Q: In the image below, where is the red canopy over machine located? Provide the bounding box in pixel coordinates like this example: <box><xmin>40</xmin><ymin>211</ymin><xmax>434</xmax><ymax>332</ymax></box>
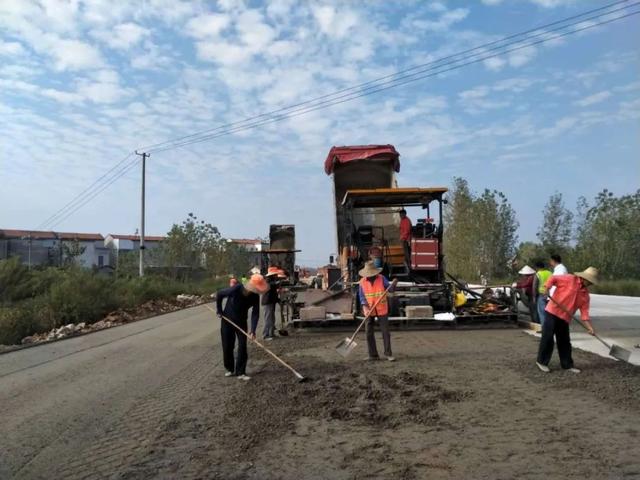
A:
<box><xmin>324</xmin><ymin>145</ymin><xmax>400</xmax><ymax>175</ymax></box>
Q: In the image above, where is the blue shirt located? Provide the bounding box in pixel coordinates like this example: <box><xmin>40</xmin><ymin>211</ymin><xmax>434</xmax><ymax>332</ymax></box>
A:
<box><xmin>359</xmin><ymin>275</ymin><xmax>391</xmax><ymax>306</ymax></box>
<box><xmin>216</xmin><ymin>284</ymin><xmax>260</xmax><ymax>334</ymax></box>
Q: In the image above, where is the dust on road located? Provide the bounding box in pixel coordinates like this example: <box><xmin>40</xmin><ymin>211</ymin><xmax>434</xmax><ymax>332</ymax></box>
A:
<box><xmin>120</xmin><ymin>327</ymin><xmax>640</xmax><ymax>480</ymax></box>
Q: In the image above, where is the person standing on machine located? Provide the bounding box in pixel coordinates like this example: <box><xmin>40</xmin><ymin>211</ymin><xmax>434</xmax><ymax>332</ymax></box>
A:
<box><xmin>399</xmin><ymin>208</ymin><xmax>412</xmax><ymax>268</ymax></box>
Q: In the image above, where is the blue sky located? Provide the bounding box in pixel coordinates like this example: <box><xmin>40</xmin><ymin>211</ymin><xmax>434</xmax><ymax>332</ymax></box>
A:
<box><xmin>1</xmin><ymin>0</ymin><xmax>638</xmax><ymax>266</ymax></box>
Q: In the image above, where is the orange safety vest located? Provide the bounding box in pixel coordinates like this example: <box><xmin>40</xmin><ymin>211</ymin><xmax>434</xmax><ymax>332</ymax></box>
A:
<box><xmin>359</xmin><ymin>275</ymin><xmax>389</xmax><ymax>316</ymax></box>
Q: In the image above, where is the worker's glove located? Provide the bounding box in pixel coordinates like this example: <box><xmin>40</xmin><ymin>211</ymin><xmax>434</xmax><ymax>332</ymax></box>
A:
<box><xmin>249</xmin><ymin>331</ymin><xmax>256</xmax><ymax>340</ymax></box>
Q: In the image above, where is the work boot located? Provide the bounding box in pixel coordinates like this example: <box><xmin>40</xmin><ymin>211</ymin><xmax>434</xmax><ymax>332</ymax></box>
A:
<box><xmin>536</xmin><ymin>362</ymin><xmax>550</xmax><ymax>373</ymax></box>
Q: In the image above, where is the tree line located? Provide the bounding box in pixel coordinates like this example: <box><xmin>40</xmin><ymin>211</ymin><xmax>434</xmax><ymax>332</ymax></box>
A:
<box><xmin>117</xmin><ymin>213</ymin><xmax>257</xmax><ymax>280</ymax></box>
<box><xmin>444</xmin><ymin>178</ymin><xmax>640</xmax><ymax>282</ymax></box>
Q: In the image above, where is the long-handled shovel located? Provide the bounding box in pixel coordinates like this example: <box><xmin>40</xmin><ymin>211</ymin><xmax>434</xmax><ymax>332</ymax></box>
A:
<box><xmin>547</xmin><ymin>297</ymin><xmax>632</xmax><ymax>363</ymax></box>
<box><xmin>336</xmin><ymin>280</ymin><xmax>396</xmax><ymax>358</ymax></box>
<box><xmin>205</xmin><ymin>305</ymin><xmax>306</xmax><ymax>382</ymax></box>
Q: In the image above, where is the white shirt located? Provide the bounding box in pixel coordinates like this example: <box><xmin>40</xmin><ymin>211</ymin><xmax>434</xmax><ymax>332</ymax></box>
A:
<box><xmin>550</xmin><ymin>263</ymin><xmax>567</xmax><ymax>297</ymax></box>
<box><xmin>553</xmin><ymin>264</ymin><xmax>568</xmax><ymax>275</ymax></box>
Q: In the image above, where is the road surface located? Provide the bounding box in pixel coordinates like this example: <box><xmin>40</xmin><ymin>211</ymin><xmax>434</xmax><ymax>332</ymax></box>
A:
<box><xmin>0</xmin><ymin>296</ymin><xmax>638</xmax><ymax>479</ymax></box>
<box><xmin>0</xmin><ymin>305</ymin><xmax>218</xmax><ymax>479</ymax></box>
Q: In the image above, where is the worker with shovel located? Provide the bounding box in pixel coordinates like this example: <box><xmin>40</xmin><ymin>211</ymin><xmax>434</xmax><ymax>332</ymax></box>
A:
<box><xmin>536</xmin><ymin>267</ymin><xmax>598</xmax><ymax>374</ymax></box>
<box><xmin>216</xmin><ymin>274</ymin><xmax>269</xmax><ymax>381</ymax></box>
<box><xmin>359</xmin><ymin>261</ymin><xmax>396</xmax><ymax>362</ymax></box>
<box><xmin>262</xmin><ymin>266</ymin><xmax>283</xmax><ymax>341</ymax></box>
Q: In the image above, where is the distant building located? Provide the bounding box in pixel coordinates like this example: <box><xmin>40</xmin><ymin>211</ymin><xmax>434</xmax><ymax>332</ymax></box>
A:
<box><xmin>104</xmin><ymin>234</ymin><xmax>165</xmax><ymax>267</ymax></box>
<box><xmin>226</xmin><ymin>238</ymin><xmax>268</xmax><ymax>252</ymax></box>
<box><xmin>0</xmin><ymin>229</ymin><xmax>108</xmax><ymax>268</ymax></box>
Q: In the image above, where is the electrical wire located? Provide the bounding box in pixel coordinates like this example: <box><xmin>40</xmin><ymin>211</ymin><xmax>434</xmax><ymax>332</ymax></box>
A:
<box><xmin>148</xmin><ymin>6</ymin><xmax>640</xmax><ymax>153</ymax></box>
<box><xmin>44</xmin><ymin>157</ymin><xmax>141</xmax><ymax>229</ymax></box>
<box><xmin>36</xmin><ymin>2</ymin><xmax>639</xmax><ymax>228</ymax></box>
<box><xmin>138</xmin><ymin>0</ymin><xmax>635</xmax><ymax>153</ymax></box>
<box><xmin>38</xmin><ymin>152</ymin><xmax>135</xmax><ymax>230</ymax></box>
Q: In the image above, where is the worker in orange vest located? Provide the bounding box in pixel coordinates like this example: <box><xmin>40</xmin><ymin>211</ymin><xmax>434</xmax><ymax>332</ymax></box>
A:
<box><xmin>358</xmin><ymin>261</ymin><xmax>397</xmax><ymax>362</ymax></box>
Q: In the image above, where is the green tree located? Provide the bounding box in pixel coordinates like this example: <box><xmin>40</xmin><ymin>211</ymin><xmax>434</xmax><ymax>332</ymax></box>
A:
<box><xmin>537</xmin><ymin>192</ymin><xmax>573</xmax><ymax>255</ymax></box>
<box><xmin>162</xmin><ymin>213</ymin><xmax>226</xmax><ymax>278</ymax></box>
<box><xmin>444</xmin><ymin>178</ymin><xmax>476</xmax><ymax>279</ymax></box>
<box><xmin>573</xmin><ymin>189</ymin><xmax>640</xmax><ymax>279</ymax></box>
<box><xmin>444</xmin><ymin>179</ymin><xmax>519</xmax><ymax>280</ymax></box>
<box><xmin>61</xmin><ymin>240</ymin><xmax>86</xmax><ymax>267</ymax></box>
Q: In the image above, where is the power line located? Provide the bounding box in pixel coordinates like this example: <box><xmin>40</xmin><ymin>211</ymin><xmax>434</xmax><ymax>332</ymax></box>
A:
<box><xmin>141</xmin><ymin>0</ymin><xmax>637</xmax><ymax>153</ymax></box>
<box><xmin>44</xmin><ymin>157</ymin><xmax>141</xmax><ymax>229</ymax></box>
<box><xmin>38</xmin><ymin>152</ymin><xmax>135</xmax><ymax>230</ymax></box>
<box><xmin>36</xmin><ymin>1</ymin><xmax>639</xmax><ymax>228</ymax></box>
<box><xmin>148</xmin><ymin>6</ymin><xmax>640</xmax><ymax>153</ymax></box>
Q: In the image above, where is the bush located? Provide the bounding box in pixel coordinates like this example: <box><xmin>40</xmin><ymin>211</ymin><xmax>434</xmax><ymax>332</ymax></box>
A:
<box><xmin>0</xmin><ymin>297</ymin><xmax>53</xmax><ymax>345</ymax></box>
<box><xmin>0</xmin><ymin>257</ymin><xmax>32</xmax><ymax>304</ymax></box>
<box><xmin>0</xmin><ymin>256</ymin><xmax>228</xmax><ymax>345</ymax></box>
<box><xmin>592</xmin><ymin>280</ymin><xmax>640</xmax><ymax>297</ymax></box>
<box><xmin>47</xmin><ymin>268</ymin><xmax>119</xmax><ymax>326</ymax></box>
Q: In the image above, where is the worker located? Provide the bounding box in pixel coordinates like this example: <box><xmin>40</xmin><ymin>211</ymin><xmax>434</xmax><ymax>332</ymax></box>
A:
<box><xmin>358</xmin><ymin>261</ymin><xmax>396</xmax><ymax>362</ymax></box>
<box><xmin>513</xmin><ymin>265</ymin><xmax>537</xmax><ymax>322</ymax></box>
<box><xmin>532</xmin><ymin>261</ymin><xmax>552</xmax><ymax>327</ymax></box>
<box><xmin>536</xmin><ymin>267</ymin><xmax>598</xmax><ymax>374</ymax></box>
<box><xmin>548</xmin><ymin>254</ymin><xmax>568</xmax><ymax>298</ymax></box>
<box><xmin>229</xmin><ymin>277</ymin><xmax>238</xmax><ymax>287</ymax></box>
<box><xmin>399</xmin><ymin>208</ymin><xmax>412</xmax><ymax>267</ymax></box>
<box><xmin>262</xmin><ymin>266</ymin><xmax>282</xmax><ymax>341</ymax></box>
<box><xmin>216</xmin><ymin>274</ymin><xmax>269</xmax><ymax>381</ymax></box>
<box><xmin>550</xmin><ymin>254</ymin><xmax>568</xmax><ymax>275</ymax></box>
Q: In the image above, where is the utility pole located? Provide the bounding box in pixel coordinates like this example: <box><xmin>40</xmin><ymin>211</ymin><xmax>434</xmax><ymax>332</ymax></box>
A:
<box><xmin>135</xmin><ymin>151</ymin><xmax>149</xmax><ymax>277</ymax></box>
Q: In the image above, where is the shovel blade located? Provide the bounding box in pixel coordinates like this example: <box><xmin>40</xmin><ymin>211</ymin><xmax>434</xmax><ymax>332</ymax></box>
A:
<box><xmin>610</xmin><ymin>344</ymin><xmax>632</xmax><ymax>362</ymax></box>
<box><xmin>336</xmin><ymin>337</ymin><xmax>357</xmax><ymax>357</ymax></box>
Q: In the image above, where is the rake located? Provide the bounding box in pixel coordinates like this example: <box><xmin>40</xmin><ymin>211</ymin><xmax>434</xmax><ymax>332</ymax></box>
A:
<box><xmin>205</xmin><ymin>304</ymin><xmax>306</xmax><ymax>382</ymax></box>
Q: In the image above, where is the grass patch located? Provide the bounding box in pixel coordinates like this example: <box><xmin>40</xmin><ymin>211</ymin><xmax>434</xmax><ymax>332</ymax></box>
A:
<box><xmin>0</xmin><ymin>259</ymin><xmax>226</xmax><ymax>345</ymax></box>
<box><xmin>592</xmin><ymin>279</ymin><xmax>640</xmax><ymax>297</ymax></box>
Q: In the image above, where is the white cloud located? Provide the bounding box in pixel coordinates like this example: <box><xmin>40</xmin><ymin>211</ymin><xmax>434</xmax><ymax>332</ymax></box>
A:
<box><xmin>508</xmin><ymin>45</ymin><xmax>537</xmax><ymax>68</ymax></box>
<box><xmin>41</xmin><ymin>88</ymin><xmax>83</xmax><ymax>103</ymax></box>
<box><xmin>484</xmin><ymin>57</ymin><xmax>506</xmax><ymax>71</ymax></box>
<box><xmin>530</xmin><ymin>0</ymin><xmax>576</xmax><ymax>7</ymax></box>
<box><xmin>574</xmin><ymin>90</ymin><xmax>612</xmax><ymax>107</ymax></box>
<box><xmin>312</xmin><ymin>5</ymin><xmax>358</xmax><ymax>38</ymax></box>
<box><xmin>0</xmin><ymin>40</ymin><xmax>26</xmax><ymax>56</ymax></box>
<box><xmin>411</xmin><ymin>8</ymin><xmax>469</xmax><ymax>32</ymax></box>
<box><xmin>93</xmin><ymin>22</ymin><xmax>149</xmax><ymax>50</ymax></box>
<box><xmin>47</xmin><ymin>36</ymin><xmax>104</xmax><ymax>70</ymax></box>
<box><xmin>236</xmin><ymin>9</ymin><xmax>276</xmax><ymax>51</ymax></box>
<box><xmin>186</xmin><ymin>13</ymin><xmax>231</xmax><ymax>39</ymax></box>
<box><xmin>482</xmin><ymin>0</ymin><xmax>503</xmax><ymax>5</ymax></box>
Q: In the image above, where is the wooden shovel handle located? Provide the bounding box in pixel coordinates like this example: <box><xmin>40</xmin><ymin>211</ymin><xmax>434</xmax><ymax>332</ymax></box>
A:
<box><xmin>349</xmin><ymin>280</ymin><xmax>396</xmax><ymax>342</ymax></box>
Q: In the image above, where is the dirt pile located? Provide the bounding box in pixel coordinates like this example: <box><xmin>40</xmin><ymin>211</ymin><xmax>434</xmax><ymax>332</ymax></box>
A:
<box><xmin>213</xmin><ymin>357</ymin><xmax>473</xmax><ymax>453</ymax></box>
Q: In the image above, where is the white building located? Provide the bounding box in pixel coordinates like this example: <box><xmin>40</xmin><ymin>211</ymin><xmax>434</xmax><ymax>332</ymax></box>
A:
<box><xmin>104</xmin><ymin>234</ymin><xmax>165</xmax><ymax>267</ymax></box>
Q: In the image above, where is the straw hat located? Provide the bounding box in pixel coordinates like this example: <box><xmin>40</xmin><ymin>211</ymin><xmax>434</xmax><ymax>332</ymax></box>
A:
<box><xmin>518</xmin><ymin>265</ymin><xmax>535</xmax><ymax>275</ymax></box>
<box><xmin>575</xmin><ymin>266</ymin><xmax>599</xmax><ymax>285</ymax></box>
<box><xmin>265</xmin><ymin>266</ymin><xmax>281</xmax><ymax>277</ymax></box>
<box><xmin>359</xmin><ymin>261</ymin><xmax>382</xmax><ymax>278</ymax></box>
<box><xmin>244</xmin><ymin>274</ymin><xmax>269</xmax><ymax>294</ymax></box>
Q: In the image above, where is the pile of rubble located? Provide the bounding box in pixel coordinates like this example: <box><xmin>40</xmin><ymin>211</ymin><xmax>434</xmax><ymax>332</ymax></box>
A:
<box><xmin>20</xmin><ymin>294</ymin><xmax>208</xmax><ymax>346</ymax></box>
